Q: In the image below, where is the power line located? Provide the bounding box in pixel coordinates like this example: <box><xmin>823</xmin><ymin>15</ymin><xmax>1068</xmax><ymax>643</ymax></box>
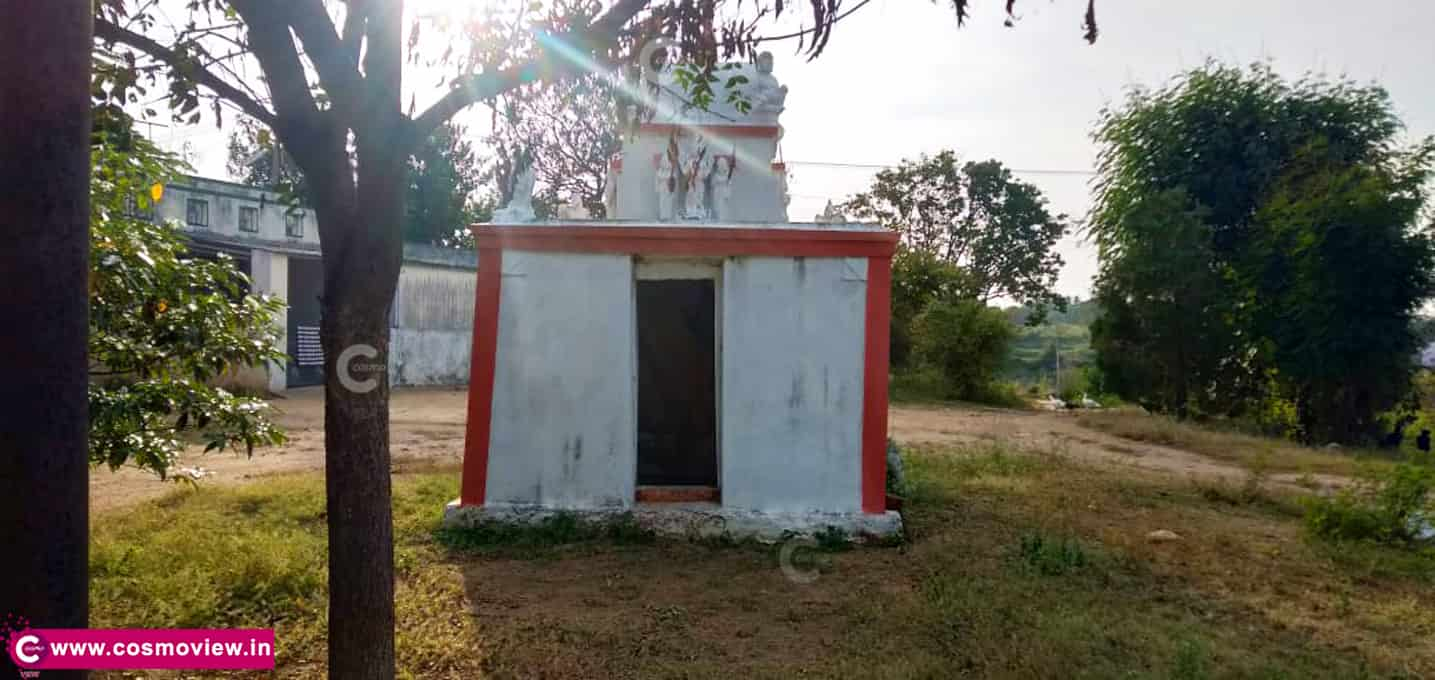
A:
<box><xmin>786</xmin><ymin>159</ymin><xmax>1095</xmax><ymax>176</ymax></box>
<box><xmin>752</xmin><ymin>0</ymin><xmax>877</xmax><ymax>44</ymax></box>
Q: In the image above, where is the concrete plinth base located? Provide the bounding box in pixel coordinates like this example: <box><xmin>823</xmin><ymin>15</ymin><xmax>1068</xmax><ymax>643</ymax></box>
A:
<box><xmin>443</xmin><ymin>500</ymin><xmax>903</xmax><ymax>542</ymax></box>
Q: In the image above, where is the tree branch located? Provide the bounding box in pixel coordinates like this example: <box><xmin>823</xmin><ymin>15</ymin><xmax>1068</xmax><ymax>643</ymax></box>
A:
<box><xmin>283</xmin><ymin>0</ymin><xmax>365</xmax><ymax>112</ymax></box>
<box><xmin>409</xmin><ymin>0</ymin><xmax>651</xmax><ymax>143</ymax></box>
<box><xmin>228</xmin><ymin>1</ymin><xmax>319</xmax><ymax>130</ymax></box>
<box><xmin>95</xmin><ymin>18</ymin><xmax>277</xmax><ymax>127</ymax></box>
<box><xmin>341</xmin><ymin>0</ymin><xmax>366</xmax><ymax>66</ymax></box>
<box><xmin>360</xmin><ymin>0</ymin><xmax>402</xmax><ymax>133</ymax></box>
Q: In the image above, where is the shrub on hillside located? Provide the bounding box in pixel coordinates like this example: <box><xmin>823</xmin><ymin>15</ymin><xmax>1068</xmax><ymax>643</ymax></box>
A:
<box><xmin>1304</xmin><ymin>452</ymin><xmax>1435</xmax><ymax>545</ymax></box>
<box><xmin>913</xmin><ymin>299</ymin><xmax>1016</xmax><ymax>402</ymax></box>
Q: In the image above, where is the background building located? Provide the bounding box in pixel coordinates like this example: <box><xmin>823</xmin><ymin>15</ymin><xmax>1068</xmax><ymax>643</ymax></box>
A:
<box><xmin>157</xmin><ymin>175</ymin><xmax>478</xmax><ymax>393</ymax></box>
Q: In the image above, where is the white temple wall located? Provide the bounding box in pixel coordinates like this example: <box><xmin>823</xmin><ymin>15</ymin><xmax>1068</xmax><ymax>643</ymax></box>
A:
<box><xmin>613</xmin><ymin>132</ymin><xmax>788</xmax><ymax>223</ymax></box>
<box><xmin>485</xmin><ymin>251</ymin><xmax>638</xmax><ymax>509</ymax></box>
<box><xmin>719</xmin><ymin>257</ymin><xmax>867</xmax><ymax>513</ymax></box>
<box><xmin>483</xmin><ymin>251</ymin><xmax>866</xmax><ymax>513</ymax></box>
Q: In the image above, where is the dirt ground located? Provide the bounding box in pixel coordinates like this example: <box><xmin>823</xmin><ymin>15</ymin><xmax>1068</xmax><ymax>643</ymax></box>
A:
<box><xmin>89</xmin><ymin>389</ymin><xmax>1331</xmax><ymax>511</ymax></box>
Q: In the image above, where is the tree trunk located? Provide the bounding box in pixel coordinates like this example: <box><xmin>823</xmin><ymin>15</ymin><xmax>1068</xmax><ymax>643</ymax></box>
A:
<box><xmin>316</xmin><ymin>143</ymin><xmax>406</xmax><ymax>679</ymax></box>
<box><xmin>0</xmin><ymin>4</ymin><xmax>92</xmax><ymax>678</ymax></box>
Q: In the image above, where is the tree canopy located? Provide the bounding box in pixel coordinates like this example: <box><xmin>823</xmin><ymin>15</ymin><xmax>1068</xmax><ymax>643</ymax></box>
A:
<box><xmin>491</xmin><ymin>75</ymin><xmax>621</xmax><ymax>217</ymax></box>
<box><xmin>91</xmin><ymin>125</ymin><xmax>287</xmax><ymax>478</ymax></box>
<box><xmin>846</xmin><ymin>150</ymin><xmax>1069</xmax><ymax>312</ymax></box>
<box><xmin>1090</xmin><ymin>63</ymin><xmax>1435</xmax><ymax>443</ymax></box>
<box><xmin>405</xmin><ymin>122</ymin><xmax>493</xmax><ymax>245</ymax></box>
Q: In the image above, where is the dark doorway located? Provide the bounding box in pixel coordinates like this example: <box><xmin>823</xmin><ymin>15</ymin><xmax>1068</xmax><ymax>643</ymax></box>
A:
<box><xmin>286</xmin><ymin>257</ymin><xmax>325</xmax><ymax>388</ymax></box>
<box><xmin>637</xmin><ymin>279</ymin><xmax>718</xmax><ymax>487</ymax></box>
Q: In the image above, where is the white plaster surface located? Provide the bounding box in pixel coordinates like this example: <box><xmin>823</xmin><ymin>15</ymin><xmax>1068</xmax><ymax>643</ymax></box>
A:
<box><xmin>390</xmin><ymin>329</ymin><xmax>471</xmax><ymax>386</ymax></box>
<box><xmin>389</xmin><ymin>263</ymin><xmax>476</xmax><ymax>385</ymax></box>
<box><xmin>719</xmin><ymin>257</ymin><xmax>867</xmax><ymax>513</ymax></box>
<box><xmin>444</xmin><ymin>499</ymin><xmax>903</xmax><ymax>541</ymax></box>
<box><xmin>160</xmin><ymin>176</ymin><xmax>321</xmax><ymax>247</ymax></box>
<box><xmin>480</xmin><ymin>249</ymin><xmax>873</xmax><ymax>519</ymax></box>
<box><xmin>485</xmin><ymin>251</ymin><xmax>638</xmax><ymax>509</ymax></box>
<box><xmin>249</xmin><ymin>249</ymin><xmax>289</xmax><ymax>394</ymax></box>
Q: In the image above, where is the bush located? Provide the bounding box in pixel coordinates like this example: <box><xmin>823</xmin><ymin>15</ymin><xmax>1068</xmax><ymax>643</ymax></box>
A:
<box><xmin>967</xmin><ymin>381</ymin><xmax>1029</xmax><ymax>409</ymax></box>
<box><xmin>888</xmin><ymin>247</ymin><xmax>977</xmax><ymax>369</ymax></box>
<box><xmin>1304</xmin><ymin>452</ymin><xmax>1435</xmax><ymax>545</ymax></box>
<box><xmin>889</xmin><ymin>367</ymin><xmax>951</xmax><ymax>403</ymax></box>
<box><xmin>913</xmin><ymin>299</ymin><xmax>1016</xmax><ymax>401</ymax></box>
<box><xmin>1055</xmin><ymin>367</ymin><xmax>1090</xmax><ymax>405</ymax></box>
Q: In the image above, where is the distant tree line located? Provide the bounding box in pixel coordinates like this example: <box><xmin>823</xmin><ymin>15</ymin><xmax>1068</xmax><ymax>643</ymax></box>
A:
<box><xmin>1089</xmin><ymin>63</ymin><xmax>1435</xmax><ymax>444</ymax></box>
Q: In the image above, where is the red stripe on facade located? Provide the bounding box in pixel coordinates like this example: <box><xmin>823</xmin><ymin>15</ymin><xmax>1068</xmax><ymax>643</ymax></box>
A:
<box><xmin>472</xmin><ymin>225</ymin><xmax>898</xmax><ymax>258</ymax></box>
<box><xmin>459</xmin><ymin>247</ymin><xmax>503</xmax><ymax>506</ymax></box>
<box><xmin>861</xmin><ymin>256</ymin><xmax>893</xmax><ymax>514</ymax></box>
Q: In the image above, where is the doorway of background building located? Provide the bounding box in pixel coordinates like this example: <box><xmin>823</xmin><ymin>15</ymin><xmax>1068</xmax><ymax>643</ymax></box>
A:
<box><xmin>636</xmin><ymin>278</ymin><xmax>718</xmax><ymax>490</ymax></box>
<box><xmin>285</xmin><ymin>256</ymin><xmax>325</xmax><ymax>388</ymax></box>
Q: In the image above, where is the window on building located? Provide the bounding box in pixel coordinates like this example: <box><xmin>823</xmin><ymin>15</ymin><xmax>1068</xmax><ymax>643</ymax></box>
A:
<box><xmin>238</xmin><ymin>206</ymin><xmax>260</xmax><ymax>233</ymax></box>
<box><xmin>186</xmin><ymin>198</ymin><xmax>209</xmax><ymax>227</ymax></box>
<box><xmin>285</xmin><ymin>212</ymin><xmax>304</xmax><ymax>238</ymax></box>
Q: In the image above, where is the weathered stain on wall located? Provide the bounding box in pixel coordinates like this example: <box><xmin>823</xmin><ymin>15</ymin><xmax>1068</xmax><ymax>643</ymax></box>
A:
<box><xmin>484</xmin><ymin>251</ymin><xmax>638</xmax><ymax>509</ymax></box>
<box><xmin>481</xmin><ymin>251</ymin><xmax>867</xmax><ymax>514</ymax></box>
<box><xmin>389</xmin><ymin>260</ymin><xmax>477</xmax><ymax>386</ymax></box>
<box><xmin>720</xmin><ymin>256</ymin><xmax>866</xmax><ymax>513</ymax></box>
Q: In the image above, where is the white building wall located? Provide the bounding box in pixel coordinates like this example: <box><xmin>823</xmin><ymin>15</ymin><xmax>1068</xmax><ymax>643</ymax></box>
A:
<box><xmin>249</xmin><ymin>250</ymin><xmax>289</xmax><ymax>394</ymax></box>
<box><xmin>719</xmin><ymin>256</ymin><xmax>867</xmax><ymax>513</ymax></box>
<box><xmin>158</xmin><ymin>177</ymin><xmax>321</xmax><ymax>247</ymax></box>
<box><xmin>389</xmin><ymin>263</ymin><xmax>475</xmax><ymax>386</ymax></box>
<box><xmin>485</xmin><ymin>251</ymin><xmax>638</xmax><ymax>509</ymax></box>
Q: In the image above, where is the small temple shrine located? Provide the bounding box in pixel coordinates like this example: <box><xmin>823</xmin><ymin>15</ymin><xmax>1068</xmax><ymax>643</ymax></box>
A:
<box><xmin>446</xmin><ymin>53</ymin><xmax>902</xmax><ymax>539</ymax></box>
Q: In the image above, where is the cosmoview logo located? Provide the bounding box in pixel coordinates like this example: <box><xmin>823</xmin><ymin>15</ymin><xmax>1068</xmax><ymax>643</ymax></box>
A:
<box><xmin>336</xmin><ymin>343</ymin><xmax>385</xmax><ymax>393</ymax></box>
<box><xmin>10</xmin><ymin>631</ymin><xmax>48</xmax><ymax>666</ymax></box>
<box><xmin>777</xmin><ymin>536</ymin><xmax>829</xmax><ymax>584</ymax></box>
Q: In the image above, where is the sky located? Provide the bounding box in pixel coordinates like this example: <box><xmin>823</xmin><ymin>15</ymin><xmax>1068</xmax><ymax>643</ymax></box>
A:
<box><xmin>165</xmin><ymin>0</ymin><xmax>1435</xmax><ymax>301</ymax></box>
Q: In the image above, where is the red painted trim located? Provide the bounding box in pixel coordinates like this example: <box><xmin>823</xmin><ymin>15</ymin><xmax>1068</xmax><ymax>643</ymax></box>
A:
<box><xmin>472</xmin><ymin>225</ymin><xmax>898</xmax><ymax>258</ymax></box>
<box><xmin>638</xmin><ymin>122</ymin><xmax>780</xmax><ymax>138</ymax></box>
<box><xmin>861</xmin><ymin>256</ymin><xmax>893</xmax><ymax>514</ymax></box>
<box><xmin>635</xmin><ymin>486</ymin><xmax>721</xmax><ymax>503</ymax></box>
<box><xmin>459</xmin><ymin>247</ymin><xmax>503</xmax><ymax>506</ymax></box>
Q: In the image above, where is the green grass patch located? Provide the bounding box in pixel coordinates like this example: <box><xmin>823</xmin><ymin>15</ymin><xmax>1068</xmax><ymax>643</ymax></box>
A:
<box><xmin>90</xmin><ymin>478</ymin><xmax>328</xmax><ymax>634</ymax></box>
<box><xmin>1016</xmin><ymin>531</ymin><xmax>1093</xmax><ymax>576</ymax></box>
<box><xmin>88</xmin><ymin>443</ymin><xmax>1435</xmax><ymax>678</ymax></box>
<box><xmin>435</xmin><ymin>511</ymin><xmax>656</xmax><ymax>557</ymax></box>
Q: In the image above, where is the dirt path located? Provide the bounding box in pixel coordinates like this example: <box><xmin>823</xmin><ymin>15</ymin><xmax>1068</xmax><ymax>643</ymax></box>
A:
<box><xmin>896</xmin><ymin>404</ymin><xmax>1250</xmax><ymax>478</ymax></box>
<box><xmin>90</xmin><ymin>390</ymin><xmax>1315</xmax><ymax>512</ymax></box>
<box><xmin>89</xmin><ymin>386</ymin><xmax>471</xmax><ymax>512</ymax></box>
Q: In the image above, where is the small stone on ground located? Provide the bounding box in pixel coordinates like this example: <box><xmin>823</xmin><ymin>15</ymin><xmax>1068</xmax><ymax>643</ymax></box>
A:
<box><xmin>1146</xmin><ymin>529</ymin><xmax>1183</xmax><ymax>543</ymax></box>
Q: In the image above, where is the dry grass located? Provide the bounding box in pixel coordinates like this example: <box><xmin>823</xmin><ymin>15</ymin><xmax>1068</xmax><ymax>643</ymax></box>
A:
<box><xmin>90</xmin><ymin>445</ymin><xmax>1435</xmax><ymax>678</ymax></box>
<box><xmin>1076</xmin><ymin>409</ymin><xmax>1391</xmax><ymax>477</ymax></box>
